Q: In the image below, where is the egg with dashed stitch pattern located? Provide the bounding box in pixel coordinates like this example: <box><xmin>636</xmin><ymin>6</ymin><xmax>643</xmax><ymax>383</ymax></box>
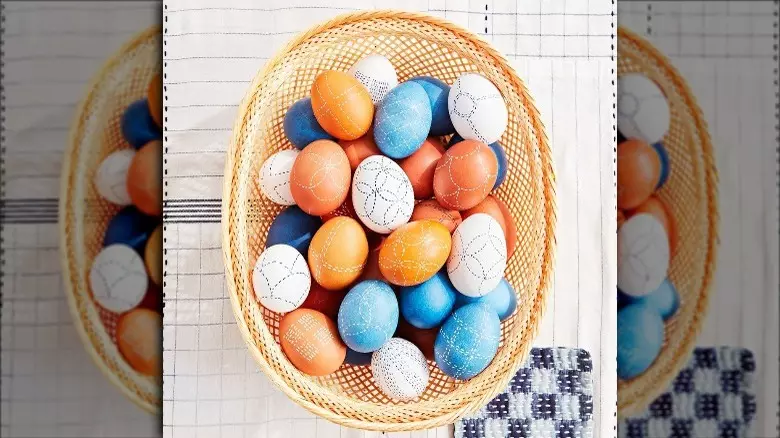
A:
<box><xmin>127</xmin><ymin>140</ymin><xmax>162</xmax><ymax>216</ymax></box>
<box><xmin>259</xmin><ymin>149</ymin><xmax>299</xmax><ymax>206</ymax></box>
<box><xmin>280</xmin><ymin>308</ymin><xmax>346</xmax><ymax>376</ymax></box>
<box><xmin>617</xmin><ymin>139</ymin><xmax>660</xmax><ymax>210</ymax></box>
<box><xmin>410</xmin><ymin>200</ymin><xmax>462</xmax><ymax>234</ymax></box>
<box><xmin>398</xmin><ymin>137</ymin><xmax>446</xmax><ymax>199</ymax></box>
<box><xmin>378</xmin><ymin>220</ymin><xmax>451</xmax><ymax>287</ymax></box>
<box><xmin>434</xmin><ymin>302</ymin><xmax>500</xmax><ymax>380</ymax></box>
<box><xmin>352</xmin><ymin>155</ymin><xmax>414</xmax><ymax>234</ymax></box>
<box><xmin>373</xmin><ymin>81</ymin><xmax>432</xmax><ymax>159</ymax></box>
<box><xmin>307</xmin><ymin>217</ymin><xmax>369</xmax><ymax>291</ymax></box>
<box><xmin>289</xmin><ymin>140</ymin><xmax>351</xmax><ymax>216</ymax></box>
<box><xmin>448</xmin><ymin>73</ymin><xmax>507</xmax><ymax>145</ymax></box>
<box><xmin>371</xmin><ymin>338</ymin><xmax>430</xmax><ymax>401</ymax></box>
<box><xmin>626</xmin><ymin>195</ymin><xmax>677</xmax><ymax>254</ymax></box>
<box><xmin>347</xmin><ymin>54</ymin><xmax>398</xmax><ymax>105</ymax></box>
<box><xmin>311</xmin><ymin>70</ymin><xmax>373</xmax><ymax>141</ymax></box>
<box><xmin>433</xmin><ymin>139</ymin><xmax>497</xmax><ymax>211</ymax></box>
<box><xmin>447</xmin><ymin>213</ymin><xmax>507</xmax><ymax>297</ymax></box>
<box><xmin>337</xmin><ymin>280</ymin><xmax>398</xmax><ymax>353</ymax></box>
<box><xmin>117</xmin><ymin>308</ymin><xmax>161</xmax><ymax>376</ymax></box>
<box><xmin>252</xmin><ymin>244</ymin><xmax>310</xmax><ymax>313</ymax></box>
<box><xmin>461</xmin><ymin>195</ymin><xmax>517</xmax><ymax>258</ymax></box>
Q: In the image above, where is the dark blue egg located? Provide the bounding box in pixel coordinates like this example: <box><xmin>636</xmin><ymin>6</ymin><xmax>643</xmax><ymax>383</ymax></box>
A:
<box><xmin>103</xmin><ymin>205</ymin><xmax>158</xmax><ymax>254</ymax></box>
<box><xmin>617</xmin><ymin>303</ymin><xmax>664</xmax><ymax>380</ymax></box>
<box><xmin>265</xmin><ymin>206</ymin><xmax>321</xmax><ymax>256</ymax></box>
<box><xmin>617</xmin><ymin>288</ymin><xmax>632</xmax><ymax>310</ymax></box>
<box><xmin>618</xmin><ymin>130</ymin><xmax>627</xmax><ymax>143</ymax></box>
<box><xmin>410</xmin><ymin>76</ymin><xmax>455</xmax><ymax>136</ymax></box>
<box><xmin>448</xmin><ymin>134</ymin><xmax>508</xmax><ymax>189</ymax></box>
<box><xmin>344</xmin><ymin>348</ymin><xmax>372</xmax><ymax>366</ymax></box>
<box><xmin>283</xmin><ymin>97</ymin><xmax>335</xmax><ymax>150</ymax></box>
<box><xmin>399</xmin><ymin>271</ymin><xmax>457</xmax><ymax>329</ymax></box>
<box><xmin>121</xmin><ymin>98</ymin><xmax>161</xmax><ymax>149</ymax></box>
<box><xmin>374</xmin><ymin>82</ymin><xmax>432</xmax><ymax>159</ymax></box>
<box><xmin>338</xmin><ymin>280</ymin><xmax>398</xmax><ymax>353</ymax></box>
<box><xmin>651</xmin><ymin>142</ymin><xmax>670</xmax><ymax>189</ymax></box>
<box><xmin>626</xmin><ymin>278</ymin><xmax>679</xmax><ymax>321</ymax></box>
<box><xmin>435</xmin><ymin>303</ymin><xmax>500</xmax><ymax>380</ymax></box>
<box><xmin>456</xmin><ymin>278</ymin><xmax>517</xmax><ymax>321</ymax></box>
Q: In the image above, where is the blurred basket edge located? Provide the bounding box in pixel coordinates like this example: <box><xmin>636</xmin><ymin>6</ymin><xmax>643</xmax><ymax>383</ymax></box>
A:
<box><xmin>221</xmin><ymin>10</ymin><xmax>556</xmax><ymax>431</ymax></box>
<box><xmin>59</xmin><ymin>25</ymin><xmax>161</xmax><ymax>414</ymax></box>
<box><xmin>616</xmin><ymin>27</ymin><xmax>719</xmax><ymax>418</ymax></box>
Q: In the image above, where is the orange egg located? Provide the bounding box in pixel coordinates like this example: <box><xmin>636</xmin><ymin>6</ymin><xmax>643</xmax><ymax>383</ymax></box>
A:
<box><xmin>147</xmin><ymin>72</ymin><xmax>162</xmax><ymax>128</ymax></box>
<box><xmin>308</xmin><ymin>217</ymin><xmax>369</xmax><ymax>290</ymax></box>
<box><xmin>617</xmin><ymin>139</ymin><xmax>660</xmax><ymax>210</ymax></box>
<box><xmin>279</xmin><ymin>308</ymin><xmax>346</xmax><ymax>376</ymax></box>
<box><xmin>493</xmin><ymin>196</ymin><xmax>518</xmax><ymax>258</ymax></box>
<box><xmin>461</xmin><ymin>195</ymin><xmax>518</xmax><ymax>257</ymax></box>
<box><xmin>290</xmin><ymin>140</ymin><xmax>351</xmax><ymax>216</ymax></box>
<box><xmin>628</xmin><ymin>195</ymin><xmax>677</xmax><ymax>253</ymax></box>
<box><xmin>378</xmin><ymin>220</ymin><xmax>451</xmax><ymax>286</ymax></box>
<box><xmin>617</xmin><ymin>210</ymin><xmax>626</xmax><ymax>230</ymax></box>
<box><xmin>433</xmin><ymin>139</ymin><xmax>497</xmax><ymax>211</ymax></box>
<box><xmin>138</xmin><ymin>283</ymin><xmax>161</xmax><ymax>312</ymax></box>
<box><xmin>410</xmin><ymin>199</ymin><xmax>462</xmax><ymax>233</ymax></box>
<box><xmin>311</xmin><ymin>71</ymin><xmax>374</xmax><ymax>141</ymax></box>
<box><xmin>398</xmin><ymin>137</ymin><xmax>446</xmax><ymax>199</ymax></box>
<box><xmin>300</xmin><ymin>281</ymin><xmax>347</xmax><ymax>320</ymax></box>
<box><xmin>340</xmin><ymin>131</ymin><xmax>381</xmax><ymax>170</ymax></box>
<box><xmin>144</xmin><ymin>225</ymin><xmax>162</xmax><ymax>285</ymax></box>
<box><xmin>127</xmin><ymin>140</ymin><xmax>162</xmax><ymax>216</ymax></box>
<box><xmin>116</xmin><ymin>308</ymin><xmax>161</xmax><ymax>376</ymax></box>
<box><xmin>319</xmin><ymin>189</ymin><xmax>359</xmax><ymax>223</ymax></box>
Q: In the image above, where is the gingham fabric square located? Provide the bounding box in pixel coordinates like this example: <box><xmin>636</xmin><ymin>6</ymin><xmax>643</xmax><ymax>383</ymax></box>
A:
<box><xmin>456</xmin><ymin>348</ymin><xmax>594</xmax><ymax>438</ymax></box>
<box><xmin>619</xmin><ymin>347</ymin><xmax>756</xmax><ymax>438</ymax></box>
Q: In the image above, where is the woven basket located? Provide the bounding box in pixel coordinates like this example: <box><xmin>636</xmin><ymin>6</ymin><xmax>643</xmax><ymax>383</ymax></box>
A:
<box><xmin>222</xmin><ymin>10</ymin><xmax>556</xmax><ymax>431</ymax></box>
<box><xmin>616</xmin><ymin>27</ymin><xmax>718</xmax><ymax>417</ymax></box>
<box><xmin>59</xmin><ymin>26</ymin><xmax>161</xmax><ymax>413</ymax></box>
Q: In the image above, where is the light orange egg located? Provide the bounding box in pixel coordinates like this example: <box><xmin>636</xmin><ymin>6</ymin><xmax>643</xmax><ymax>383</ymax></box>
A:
<box><xmin>116</xmin><ymin>308</ymin><xmax>161</xmax><ymax>376</ymax></box>
<box><xmin>127</xmin><ymin>140</ymin><xmax>162</xmax><ymax>216</ymax></box>
<box><xmin>433</xmin><ymin>139</ymin><xmax>497</xmax><ymax>211</ymax></box>
<box><xmin>410</xmin><ymin>199</ymin><xmax>462</xmax><ymax>233</ymax></box>
<box><xmin>311</xmin><ymin>71</ymin><xmax>374</xmax><ymax>141</ymax></box>
<box><xmin>617</xmin><ymin>139</ymin><xmax>660</xmax><ymax>210</ymax></box>
<box><xmin>308</xmin><ymin>217</ymin><xmax>369</xmax><ymax>290</ymax></box>
<box><xmin>144</xmin><ymin>225</ymin><xmax>162</xmax><ymax>285</ymax></box>
<box><xmin>290</xmin><ymin>140</ymin><xmax>351</xmax><ymax>216</ymax></box>
<box><xmin>378</xmin><ymin>220</ymin><xmax>451</xmax><ymax>286</ymax></box>
<box><xmin>147</xmin><ymin>72</ymin><xmax>162</xmax><ymax>128</ymax></box>
<box><xmin>398</xmin><ymin>137</ymin><xmax>446</xmax><ymax>199</ymax></box>
<box><xmin>617</xmin><ymin>210</ymin><xmax>626</xmax><ymax>230</ymax></box>
<box><xmin>279</xmin><ymin>308</ymin><xmax>346</xmax><ymax>376</ymax></box>
<box><xmin>340</xmin><ymin>130</ymin><xmax>381</xmax><ymax>171</ymax></box>
<box><xmin>493</xmin><ymin>196</ymin><xmax>518</xmax><ymax>258</ymax></box>
<box><xmin>628</xmin><ymin>195</ymin><xmax>677</xmax><ymax>253</ymax></box>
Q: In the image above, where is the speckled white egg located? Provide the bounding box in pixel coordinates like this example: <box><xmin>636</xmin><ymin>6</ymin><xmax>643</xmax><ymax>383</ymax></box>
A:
<box><xmin>371</xmin><ymin>338</ymin><xmax>429</xmax><ymax>401</ymax></box>
<box><xmin>352</xmin><ymin>155</ymin><xmax>414</xmax><ymax>234</ymax></box>
<box><xmin>448</xmin><ymin>73</ymin><xmax>508</xmax><ymax>145</ymax></box>
<box><xmin>89</xmin><ymin>244</ymin><xmax>147</xmax><ymax>313</ymax></box>
<box><xmin>447</xmin><ymin>213</ymin><xmax>507</xmax><ymax>297</ymax></box>
<box><xmin>252</xmin><ymin>244</ymin><xmax>311</xmax><ymax>313</ymax></box>
<box><xmin>618</xmin><ymin>213</ymin><xmax>670</xmax><ymax>297</ymax></box>
<box><xmin>617</xmin><ymin>73</ymin><xmax>670</xmax><ymax>145</ymax></box>
<box><xmin>95</xmin><ymin>149</ymin><xmax>134</xmax><ymax>205</ymax></box>
<box><xmin>348</xmin><ymin>54</ymin><xmax>399</xmax><ymax>105</ymax></box>
<box><xmin>259</xmin><ymin>150</ymin><xmax>299</xmax><ymax>205</ymax></box>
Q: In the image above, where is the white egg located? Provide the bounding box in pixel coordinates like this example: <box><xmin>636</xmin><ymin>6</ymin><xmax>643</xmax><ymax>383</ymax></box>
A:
<box><xmin>371</xmin><ymin>338</ymin><xmax>429</xmax><ymax>401</ymax></box>
<box><xmin>94</xmin><ymin>149</ymin><xmax>134</xmax><ymax>205</ymax></box>
<box><xmin>252</xmin><ymin>244</ymin><xmax>311</xmax><ymax>313</ymax></box>
<box><xmin>448</xmin><ymin>73</ymin><xmax>508</xmax><ymax>145</ymax></box>
<box><xmin>617</xmin><ymin>73</ymin><xmax>670</xmax><ymax>145</ymax></box>
<box><xmin>618</xmin><ymin>213</ymin><xmax>670</xmax><ymax>297</ymax></box>
<box><xmin>447</xmin><ymin>213</ymin><xmax>507</xmax><ymax>297</ymax></box>
<box><xmin>259</xmin><ymin>150</ymin><xmax>299</xmax><ymax>205</ymax></box>
<box><xmin>352</xmin><ymin>155</ymin><xmax>414</xmax><ymax>234</ymax></box>
<box><xmin>89</xmin><ymin>244</ymin><xmax>147</xmax><ymax>313</ymax></box>
<box><xmin>348</xmin><ymin>54</ymin><xmax>399</xmax><ymax>105</ymax></box>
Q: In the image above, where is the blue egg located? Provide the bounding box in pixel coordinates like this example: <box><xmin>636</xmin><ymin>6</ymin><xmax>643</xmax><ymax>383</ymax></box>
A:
<box><xmin>448</xmin><ymin>134</ymin><xmax>507</xmax><ymax>190</ymax></box>
<box><xmin>617</xmin><ymin>288</ymin><xmax>632</xmax><ymax>310</ymax></box>
<box><xmin>434</xmin><ymin>303</ymin><xmax>500</xmax><ymax>380</ymax></box>
<box><xmin>121</xmin><ymin>98</ymin><xmax>161</xmax><ymax>149</ymax></box>
<box><xmin>652</xmin><ymin>142</ymin><xmax>670</xmax><ymax>189</ymax></box>
<box><xmin>455</xmin><ymin>278</ymin><xmax>517</xmax><ymax>321</ymax></box>
<box><xmin>617</xmin><ymin>303</ymin><xmax>664</xmax><ymax>379</ymax></box>
<box><xmin>399</xmin><ymin>271</ymin><xmax>457</xmax><ymax>329</ymax></box>
<box><xmin>374</xmin><ymin>82</ymin><xmax>432</xmax><ymax>159</ymax></box>
<box><xmin>265</xmin><ymin>206</ymin><xmax>321</xmax><ymax>256</ymax></box>
<box><xmin>103</xmin><ymin>205</ymin><xmax>158</xmax><ymax>254</ymax></box>
<box><xmin>410</xmin><ymin>76</ymin><xmax>455</xmax><ymax>136</ymax></box>
<box><xmin>338</xmin><ymin>280</ymin><xmax>399</xmax><ymax>353</ymax></box>
<box><xmin>344</xmin><ymin>348</ymin><xmax>372</xmax><ymax>366</ymax></box>
<box><xmin>283</xmin><ymin>97</ymin><xmax>335</xmax><ymax>149</ymax></box>
<box><xmin>624</xmin><ymin>278</ymin><xmax>679</xmax><ymax>321</ymax></box>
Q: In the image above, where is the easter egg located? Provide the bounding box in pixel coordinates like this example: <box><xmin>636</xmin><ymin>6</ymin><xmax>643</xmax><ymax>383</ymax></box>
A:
<box><xmin>283</xmin><ymin>97</ymin><xmax>335</xmax><ymax>149</ymax></box>
<box><xmin>617</xmin><ymin>288</ymin><xmax>631</xmax><ymax>310</ymax></box>
<box><xmin>121</xmin><ymin>98</ymin><xmax>161</xmax><ymax>149</ymax></box>
<box><xmin>138</xmin><ymin>283</ymin><xmax>162</xmax><ymax>312</ymax></box>
<box><xmin>462</xmin><ymin>195</ymin><xmax>506</xmax><ymax>235</ymax></box>
<box><xmin>290</xmin><ymin>140</ymin><xmax>351</xmax><ymax>216</ymax></box>
<box><xmin>628</xmin><ymin>195</ymin><xmax>677</xmax><ymax>253</ymax></box>
<box><xmin>371</xmin><ymin>338</ymin><xmax>430</xmax><ymax>401</ymax></box>
<box><xmin>144</xmin><ymin>225</ymin><xmax>162</xmax><ymax>286</ymax></box>
<box><xmin>617</xmin><ymin>139</ymin><xmax>661</xmax><ymax>210</ymax></box>
<box><xmin>447</xmin><ymin>134</ymin><xmax>508</xmax><ymax>190</ymax></box>
<box><xmin>399</xmin><ymin>270</ymin><xmax>457</xmax><ymax>329</ymax></box>
<box><xmin>398</xmin><ymin>137</ymin><xmax>445</xmax><ymax>199</ymax></box>
<box><xmin>448</xmin><ymin>73</ymin><xmax>507</xmax><ymax>145</ymax></box>
<box><xmin>252</xmin><ymin>244</ymin><xmax>310</xmax><ymax>313</ymax></box>
<box><xmin>378</xmin><ymin>220</ymin><xmax>452</xmax><ymax>286</ymax></box>
<box><xmin>340</xmin><ymin>131</ymin><xmax>381</xmax><ymax>170</ymax></box>
<box><xmin>433</xmin><ymin>139</ymin><xmax>497</xmax><ymax>210</ymax></box>
<box><xmin>280</xmin><ymin>308</ymin><xmax>346</xmax><ymax>376</ymax></box>
<box><xmin>435</xmin><ymin>303</ymin><xmax>500</xmax><ymax>380</ymax></box>
<box><xmin>345</xmin><ymin>348</ymin><xmax>372</xmax><ymax>366</ymax></box>
<box><xmin>618</xmin><ymin>214</ymin><xmax>670</xmax><ymax>297</ymax></box>
<box><xmin>147</xmin><ymin>72</ymin><xmax>162</xmax><ymax>128</ymax></box>
<box><xmin>311</xmin><ymin>70</ymin><xmax>373</xmax><ymax>140</ymax></box>
<box><xmin>617</xmin><ymin>210</ymin><xmax>626</xmax><ymax>230</ymax></box>
<box><xmin>259</xmin><ymin>149</ymin><xmax>298</xmax><ymax>206</ymax></box>
<box><xmin>626</xmin><ymin>278</ymin><xmax>679</xmax><ymax>321</ymax></box>
<box><xmin>652</xmin><ymin>142</ymin><xmax>671</xmax><ymax>189</ymax></box>
<box><xmin>493</xmin><ymin>196</ymin><xmax>518</xmax><ymax>258</ymax></box>
<box><xmin>348</xmin><ymin>54</ymin><xmax>398</xmax><ymax>105</ymax></box>
<box><xmin>95</xmin><ymin>149</ymin><xmax>134</xmax><ymax>205</ymax></box>
<box><xmin>266</xmin><ymin>206</ymin><xmax>322</xmax><ymax>255</ymax></box>
<box><xmin>127</xmin><ymin>140</ymin><xmax>162</xmax><ymax>216</ymax></box>
<box><xmin>337</xmin><ymin>280</ymin><xmax>398</xmax><ymax>353</ymax></box>
<box><xmin>410</xmin><ymin>200</ymin><xmax>462</xmax><ymax>233</ymax></box>
<box><xmin>352</xmin><ymin>156</ymin><xmax>414</xmax><ymax>234</ymax></box>
<box><xmin>617</xmin><ymin>302</ymin><xmax>664</xmax><ymax>379</ymax></box>
<box><xmin>90</xmin><ymin>244</ymin><xmax>148</xmax><ymax>313</ymax></box>
<box><xmin>617</xmin><ymin>73</ymin><xmax>670</xmax><ymax>145</ymax></box>
<box><xmin>320</xmin><ymin>191</ymin><xmax>360</xmax><ymax>223</ymax></box>
<box><xmin>410</xmin><ymin>76</ymin><xmax>455</xmax><ymax>136</ymax></box>
<box><xmin>395</xmin><ymin>318</ymin><xmax>438</xmax><ymax>360</ymax></box>
<box><xmin>116</xmin><ymin>308</ymin><xmax>161</xmax><ymax>376</ymax></box>
<box><xmin>300</xmin><ymin>281</ymin><xmax>346</xmax><ymax>320</ymax></box>
<box><xmin>103</xmin><ymin>205</ymin><xmax>158</xmax><ymax>254</ymax></box>
<box><xmin>455</xmin><ymin>278</ymin><xmax>517</xmax><ymax>321</ymax></box>
<box><xmin>308</xmin><ymin>217</ymin><xmax>369</xmax><ymax>290</ymax></box>
<box><xmin>447</xmin><ymin>213</ymin><xmax>507</xmax><ymax>297</ymax></box>
<box><xmin>374</xmin><ymin>81</ymin><xmax>432</xmax><ymax>159</ymax></box>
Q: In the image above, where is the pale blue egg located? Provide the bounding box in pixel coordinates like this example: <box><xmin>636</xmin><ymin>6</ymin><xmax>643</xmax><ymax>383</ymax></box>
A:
<box><xmin>617</xmin><ymin>302</ymin><xmax>664</xmax><ymax>379</ymax></box>
<box><xmin>399</xmin><ymin>271</ymin><xmax>457</xmax><ymax>329</ymax></box>
<box><xmin>374</xmin><ymin>82</ymin><xmax>432</xmax><ymax>159</ymax></box>
<box><xmin>434</xmin><ymin>303</ymin><xmax>500</xmax><ymax>380</ymax></box>
<box><xmin>624</xmin><ymin>278</ymin><xmax>679</xmax><ymax>321</ymax></box>
<box><xmin>410</xmin><ymin>76</ymin><xmax>455</xmax><ymax>136</ymax></box>
<box><xmin>455</xmin><ymin>278</ymin><xmax>517</xmax><ymax>321</ymax></box>
<box><xmin>338</xmin><ymin>280</ymin><xmax>398</xmax><ymax>353</ymax></box>
<box><xmin>283</xmin><ymin>97</ymin><xmax>335</xmax><ymax>149</ymax></box>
